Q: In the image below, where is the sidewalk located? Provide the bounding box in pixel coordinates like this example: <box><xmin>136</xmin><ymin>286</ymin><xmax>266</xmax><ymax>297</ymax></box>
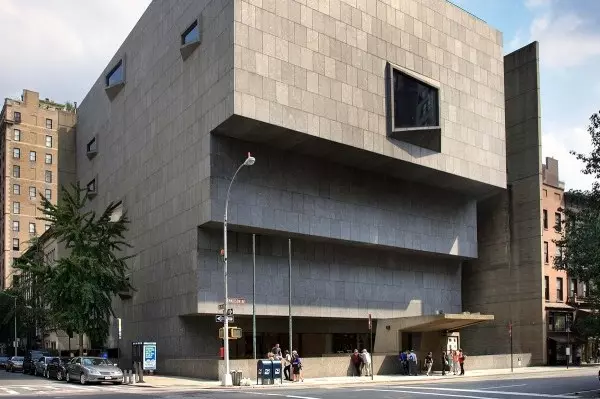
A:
<box><xmin>131</xmin><ymin>365</ymin><xmax>595</xmax><ymax>389</ymax></box>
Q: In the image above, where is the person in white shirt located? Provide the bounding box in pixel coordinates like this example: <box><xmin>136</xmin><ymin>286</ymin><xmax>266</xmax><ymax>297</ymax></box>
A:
<box><xmin>360</xmin><ymin>349</ymin><xmax>372</xmax><ymax>377</ymax></box>
<box><xmin>283</xmin><ymin>350</ymin><xmax>292</xmax><ymax>381</ymax></box>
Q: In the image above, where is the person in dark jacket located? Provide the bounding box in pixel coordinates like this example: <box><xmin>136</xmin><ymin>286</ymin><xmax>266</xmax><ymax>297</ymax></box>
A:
<box><xmin>351</xmin><ymin>349</ymin><xmax>362</xmax><ymax>376</ymax></box>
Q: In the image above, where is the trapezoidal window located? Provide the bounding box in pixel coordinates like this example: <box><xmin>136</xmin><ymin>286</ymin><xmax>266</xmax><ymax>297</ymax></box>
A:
<box><xmin>180</xmin><ymin>16</ymin><xmax>202</xmax><ymax>60</ymax></box>
<box><xmin>388</xmin><ymin>64</ymin><xmax>441</xmax><ymax>152</ymax></box>
<box><xmin>105</xmin><ymin>58</ymin><xmax>125</xmax><ymax>100</ymax></box>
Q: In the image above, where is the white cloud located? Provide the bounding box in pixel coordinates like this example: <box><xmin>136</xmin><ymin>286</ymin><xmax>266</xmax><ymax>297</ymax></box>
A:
<box><xmin>542</xmin><ymin>128</ymin><xmax>596</xmax><ymax>191</ymax></box>
<box><xmin>525</xmin><ymin>0</ymin><xmax>552</xmax><ymax>9</ymax></box>
<box><xmin>0</xmin><ymin>0</ymin><xmax>151</xmax><ymax>103</ymax></box>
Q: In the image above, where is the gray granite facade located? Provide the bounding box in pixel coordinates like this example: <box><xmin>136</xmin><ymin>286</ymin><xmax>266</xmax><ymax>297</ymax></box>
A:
<box><xmin>74</xmin><ymin>0</ymin><xmax>506</xmax><ymax>373</ymax></box>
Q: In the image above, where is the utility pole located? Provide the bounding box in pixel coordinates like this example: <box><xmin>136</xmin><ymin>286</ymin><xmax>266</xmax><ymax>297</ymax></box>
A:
<box><xmin>252</xmin><ymin>234</ymin><xmax>257</xmax><ymax>360</ymax></box>
<box><xmin>288</xmin><ymin>239</ymin><xmax>292</xmax><ymax>354</ymax></box>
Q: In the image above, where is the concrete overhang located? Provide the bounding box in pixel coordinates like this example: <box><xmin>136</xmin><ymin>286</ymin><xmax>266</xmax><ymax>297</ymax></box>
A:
<box><xmin>392</xmin><ymin>313</ymin><xmax>495</xmax><ymax>333</ymax></box>
<box><xmin>545</xmin><ymin>302</ymin><xmax>575</xmax><ymax>311</ymax></box>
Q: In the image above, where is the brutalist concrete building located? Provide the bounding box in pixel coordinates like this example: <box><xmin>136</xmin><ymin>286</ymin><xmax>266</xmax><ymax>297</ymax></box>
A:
<box><xmin>75</xmin><ymin>0</ymin><xmax>514</xmax><ymax>377</ymax></box>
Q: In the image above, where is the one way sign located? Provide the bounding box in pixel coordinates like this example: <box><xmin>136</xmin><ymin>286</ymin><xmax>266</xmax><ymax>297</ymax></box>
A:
<box><xmin>215</xmin><ymin>315</ymin><xmax>234</xmax><ymax>323</ymax></box>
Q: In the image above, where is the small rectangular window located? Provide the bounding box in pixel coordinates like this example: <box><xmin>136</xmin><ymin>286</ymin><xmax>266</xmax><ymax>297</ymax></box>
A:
<box><xmin>29</xmin><ymin>151</ymin><xmax>36</xmax><ymax>162</ymax></box>
<box><xmin>182</xmin><ymin>20</ymin><xmax>200</xmax><ymax>45</ymax></box>
<box><xmin>45</xmin><ymin>118</ymin><xmax>53</xmax><ymax>129</ymax></box>
<box><xmin>45</xmin><ymin>188</ymin><xmax>52</xmax><ymax>200</ymax></box>
<box><xmin>45</xmin><ymin>170</ymin><xmax>52</xmax><ymax>183</ymax></box>
<box><xmin>556</xmin><ymin>277</ymin><xmax>563</xmax><ymax>301</ymax></box>
<box><xmin>12</xmin><ymin>238</ymin><xmax>19</xmax><ymax>251</ymax></box>
<box><xmin>13</xmin><ymin>111</ymin><xmax>21</xmax><ymax>123</ymax></box>
<box><xmin>45</xmin><ymin>135</ymin><xmax>53</xmax><ymax>148</ymax></box>
<box><xmin>543</xmin><ymin>189</ymin><xmax>548</xmax><ymax>197</ymax></box>
<box><xmin>87</xmin><ymin>178</ymin><xmax>98</xmax><ymax>198</ymax></box>
<box><xmin>13</xmin><ymin>129</ymin><xmax>21</xmax><ymax>141</ymax></box>
<box><xmin>86</xmin><ymin>136</ymin><xmax>98</xmax><ymax>158</ymax></box>
<box><xmin>544</xmin><ymin>241</ymin><xmax>549</xmax><ymax>263</ymax></box>
<box><xmin>29</xmin><ymin>222</ymin><xmax>36</xmax><ymax>234</ymax></box>
<box><xmin>29</xmin><ymin>186</ymin><xmax>36</xmax><ymax>199</ymax></box>
<box><xmin>45</xmin><ymin>154</ymin><xmax>52</xmax><ymax>164</ymax></box>
<box><xmin>570</xmin><ymin>278</ymin><xmax>577</xmax><ymax>298</ymax></box>
<box><xmin>12</xmin><ymin>221</ymin><xmax>19</xmax><ymax>232</ymax></box>
<box><xmin>392</xmin><ymin>69</ymin><xmax>439</xmax><ymax>130</ymax></box>
<box><xmin>544</xmin><ymin>276</ymin><xmax>549</xmax><ymax>301</ymax></box>
<box><xmin>13</xmin><ymin>202</ymin><xmax>20</xmax><ymax>214</ymax></box>
<box><xmin>106</xmin><ymin>60</ymin><xmax>124</xmax><ymax>87</ymax></box>
<box><xmin>543</xmin><ymin>209</ymin><xmax>548</xmax><ymax>229</ymax></box>
<box><xmin>555</xmin><ymin>212</ymin><xmax>562</xmax><ymax>232</ymax></box>
<box><xmin>13</xmin><ymin>148</ymin><xmax>20</xmax><ymax>159</ymax></box>
<box><xmin>13</xmin><ymin>165</ymin><xmax>20</xmax><ymax>178</ymax></box>
<box><xmin>13</xmin><ymin>184</ymin><xmax>20</xmax><ymax>195</ymax></box>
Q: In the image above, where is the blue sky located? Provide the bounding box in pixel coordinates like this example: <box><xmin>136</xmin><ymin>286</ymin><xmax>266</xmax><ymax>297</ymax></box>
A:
<box><xmin>0</xmin><ymin>0</ymin><xmax>598</xmax><ymax>190</ymax></box>
<box><xmin>455</xmin><ymin>0</ymin><xmax>600</xmax><ymax>190</ymax></box>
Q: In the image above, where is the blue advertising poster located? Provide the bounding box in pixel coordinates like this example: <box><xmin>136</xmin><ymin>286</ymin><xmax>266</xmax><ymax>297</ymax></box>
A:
<box><xmin>143</xmin><ymin>342</ymin><xmax>157</xmax><ymax>370</ymax></box>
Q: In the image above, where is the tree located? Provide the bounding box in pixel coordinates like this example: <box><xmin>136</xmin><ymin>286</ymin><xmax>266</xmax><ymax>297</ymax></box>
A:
<box><xmin>554</xmin><ymin>111</ymin><xmax>600</xmax><ymax>335</ymax></box>
<box><xmin>14</xmin><ymin>184</ymin><xmax>133</xmax><ymax>354</ymax></box>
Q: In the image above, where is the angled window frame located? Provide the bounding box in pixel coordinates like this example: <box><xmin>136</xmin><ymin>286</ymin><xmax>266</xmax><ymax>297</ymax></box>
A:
<box><xmin>180</xmin><ymin>15</ymin><xmax>203</xmax><ymax>60</ymax></box>
<box><xmin>86</xmin><ymin>176</ymin><xmax>98</xmax><ymax>199</ymax></box>
<box><xmin>86</xmin><ymin>135</ymin><xmax>98</xmax><ymax>159</ymax></box>
<box><xmin>386</xmin><ymin>62</ymin><xmax>442</xmax><ymax>153</ymax></box>
<box><xmin>104</xmin><ymin>56</ymin><xmax>126</xmax><ymax>100</ymax></box>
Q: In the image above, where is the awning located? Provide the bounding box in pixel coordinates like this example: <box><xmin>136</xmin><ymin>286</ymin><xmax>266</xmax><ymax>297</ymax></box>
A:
<box><xmin>548</xmin><ymin>335</ymin><xmax>586</xmax><ymax>344</ymax></box>
<box><xmin>545</xmin><ymin>302</ymin><xmax>575</xmax><ymax>310</ymax></box>
<box><xmin>397</xmin><ymin>313</ymin><xmax>495</xmax><ymax>332</ymax></box>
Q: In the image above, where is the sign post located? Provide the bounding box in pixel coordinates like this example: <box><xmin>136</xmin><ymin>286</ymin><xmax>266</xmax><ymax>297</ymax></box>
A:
<box><xmin>369</xmin><ymin>313</ymin><xmax>373</xmax><ymax>380</ymax></box>
<box><xmin>509</xmin><ymin>322</ymin><xmax>513</xmax><ymax>372</ymax></box>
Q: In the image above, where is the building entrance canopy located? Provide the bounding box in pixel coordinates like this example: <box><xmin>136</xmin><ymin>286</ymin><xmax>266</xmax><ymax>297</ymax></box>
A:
<box><xmin>397</xmin><ymin>313</ymin><xmax>495</xmax><ymax>333</ymax></box>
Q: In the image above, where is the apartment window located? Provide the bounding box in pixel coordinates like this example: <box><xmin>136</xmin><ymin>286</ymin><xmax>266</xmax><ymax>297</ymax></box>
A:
<box><xmin>570</xmin><ymin>278</ymin><xmax>578</xmax><ymax>298</ymax></box>
<box><xmin>555</xmin><ymin>193</ymin><xmax>561</xmax><ymax>201</ymax></box>
<box><xmin>13</xmin><ymin>129</ymin><xmax>21</xmax><ymax>141</ymax></box>
<box><xmin>557</xmin><ymin>277</ymin><xmax>563</xmax><ymax>301</ymax></box>
<box><xmin>543</xmin><ymin>209</ymin><xmax>548</xmax><ymax>229</ymax></box>
<box><xmin>13</xmin><ymin>201</ymin><xmax>20</xmax><ymax>214</ymax></box>
<box><xmin>12</xmin><ymin>165</ymin><xmax>20</xmax><ymax>178</ymax></box>
<box><xmin>45</xmin><ymin>170</ymin><xmax>52</xmax><ymax>183</ymax></box>
<box><xmin>45</xmin><ymin>188</ymin><xmax>52</xmax><ymax>200</ymax></box>
<box><xmin>106</xmin><ymin>60</ymin><xmax>124</xmax><ymax>87</ymax></box>
<box><xmin>544</xmin><ymin>276</ymin><xmax>549</xmax><ymax>301</ymax></box>
<box><xmin>28</xmin><ymin>222</ymin><xmax>36</xmax><ymax>234</ymax></box>
<box><xmin>13</xmin><ymin>184</ymin><xmax>20</xmax><ymax>195</ymax></box>
<box><xmin>45</xmin><ymin>118</ymin><xmax>53</xmax><ymax>129</ymax></box>
<box><xmin>182</xmin><ymin>19</ymin><xmax>200</xmax><ymax>45</ymax></box>
<box><xmin>555</xmin><ymin>246</ymin><xmax>562</xmax><ymax>260</ymax></box>
<box><xmin>543</xmin><ymin>189</ymin><xmax>548</xmax><ymax>197</ymax></box>
<box><xmin>45</xmin><ymin>135</ymin><xmax>53</xmax><ymax>148</ymax></box>
<box><xmin>12</xmin><ymin>238</ymin><xmax>19</xmax><ymax>251</ymax></box>
<box><xmin>45</xmin><ymin>154</ymin><xmax>52</xmax><ymax>164</ymax></box>
<box><xmin>555</xmin><ymin>212</ymin><xmax>562</xmax><ymax>232</ymax></box>
<box><xmin>13</xmin><ymin>111</ymin><xmax>21</xmax><ymax>123</ymax></box>
<box><xmin>548</xmin><ymin>312</ymin><xmax>571</xmax><ymax>332</ymax></box>
<box><xmin>87</xmin><ymin>178</ymin><xmax>97</xmax><ymax>198</ymax></box>
<box><xmin>29</xmin><ymin>151</ymin><xmax>36</xmax><ymax>162</ymax></box>
<box><xmin>12</xmin><ymin>221</ymin><xmax>19</xmax><ymax>232</ymax></box>
<box><xmin>13</xmin><ymin>148</ymin><xmax>20</xmax><ymax>159</ymax></box>
<box><xmin>29</xmin><ymin>186</ymin><xmax>36</xmax><ymax>199</ymax></box>
<box><xmin>544</xmin><ymin>241</ymin><xmax>549</xmax><ymax>263</ymax></box>
<box><xmin>45</xmin><ymin>224</ymin><xmax>51</xmax><ymax>231</ymax></box>
<box><xmin>86</xmin><ymin>136</ymin><xmax>98</xmax><ymax>158</ymax></box>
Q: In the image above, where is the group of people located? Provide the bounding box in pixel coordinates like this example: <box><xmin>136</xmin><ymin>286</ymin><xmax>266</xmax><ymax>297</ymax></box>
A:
<box><xmin>350</xmin><ymin>349</ymin><xmax>372</xmax><ymax>376</ymax></box>
<box><xmin>400</xmin><ymin>349</ymin><xmax>466</xmax><ymax>376</ymax></box>
<box><xmin>268</xmin><ymin>344</ymin><xmax>304</xmax><ymax>382</ymax></box>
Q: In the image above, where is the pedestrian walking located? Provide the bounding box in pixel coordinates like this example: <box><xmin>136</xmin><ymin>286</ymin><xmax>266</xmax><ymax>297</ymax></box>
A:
<box><xmin>425</xmin><ymin>352</ymin><xmax>433</xmax><ymax>376</ymax></box>
<box><xmin>360</xmin><ymin>349</ymin><xmax>372</xmax><ymax>377</ymax></box>
<box><xmin>452</xmin><ymin>350</ymin><xmax>459</xmax><ymax>375</ymax></box>
<box><xmin>292</xmin><ymin>350</ymin><xmax>303</xmax><ymax>382</ymax></box>
<box><xmin>408</xmin><ymin>350</ymin><xmax>418</xmax><ymax>376</ymax></box>
<box><xmin>351</xmin><ymin>349</ymin><xmax>362</xmax><ymax>376</ymax></box>
<box><xmin>283</xmin><ymin>350</ymin><xmax>292</xmax><ymax>381</ymax></box>
<box><xmin>399</xmin><ymin>350</ymin><xmax>408</xmax><ymax>375</ymax></box>
<box><xmin>458</xmin><ymin>349</ymin><xmax>466</xmax><ymax>375</ymax></box>
<box><xmin>441</xmin><ymin>350</ymin><xmax>449</xmax><ymax>376</ymax></box>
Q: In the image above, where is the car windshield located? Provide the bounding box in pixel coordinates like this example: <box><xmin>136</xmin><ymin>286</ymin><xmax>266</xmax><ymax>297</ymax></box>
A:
<box><xmin>82</xmin><ymin>358</ymin><xmax>112</xmax><ymax>366</ymax></box>
<box><xmin>11</xmin><ymin>357</ymin><xmax>24</xmax><ymax>361</ymax></box>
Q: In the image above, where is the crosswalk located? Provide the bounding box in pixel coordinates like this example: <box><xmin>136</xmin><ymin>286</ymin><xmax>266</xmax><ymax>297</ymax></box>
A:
<box><xmin>0</xmin><ymin>384</ymin><xmax>134</xmax><ymax>396</ymax></box>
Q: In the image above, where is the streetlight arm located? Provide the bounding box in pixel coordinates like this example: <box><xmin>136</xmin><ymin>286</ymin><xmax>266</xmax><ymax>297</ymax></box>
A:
<box><xmin>224</xmin><ymin>162</ymin><xmax>247</xmax><ymax>227</ymax></box>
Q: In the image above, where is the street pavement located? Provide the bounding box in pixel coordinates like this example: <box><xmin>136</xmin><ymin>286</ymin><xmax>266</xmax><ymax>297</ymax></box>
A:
<box><xmin>2</xmin><ymin>367</ymin><xmax>600</xmax><ymax>398</ymax></box>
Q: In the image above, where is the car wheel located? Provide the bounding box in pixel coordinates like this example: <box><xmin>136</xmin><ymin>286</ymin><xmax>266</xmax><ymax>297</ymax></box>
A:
<box><xmin>65</xmin><ymin>372</ymin><xmax>70</xmax><ymax>383</ymax></box>
<box><xmin>56</xmin><ymin>371</ymin><xmax>62</xmax><ymax>381</ymax></box>
<box><xmin>46</xmin><ymin>370</ymin><xmax>50</xmax><ymax>379</ymax></box>
<box><xmin>80</xmin><ymin>373</ymin><xmax>86</xmax><ymax>385</ymax></box>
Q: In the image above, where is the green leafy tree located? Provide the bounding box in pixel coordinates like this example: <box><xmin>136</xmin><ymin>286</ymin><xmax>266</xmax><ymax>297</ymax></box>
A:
<box><xmin>554</xmin><ymin>111</ymin><xmax>600</xmax><ymax>335</ymax></box>
<box><xmin>14</xmin><ymin>184</ymin><xmax>133</xmax><ymax>354</ymax></box>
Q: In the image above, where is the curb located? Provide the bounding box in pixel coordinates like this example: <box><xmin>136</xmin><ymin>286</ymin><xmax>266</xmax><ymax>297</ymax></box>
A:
<box><xmin>131</xmin><ymin>367</ymin><xmax>592</xmax><ymax>391</ymax></box>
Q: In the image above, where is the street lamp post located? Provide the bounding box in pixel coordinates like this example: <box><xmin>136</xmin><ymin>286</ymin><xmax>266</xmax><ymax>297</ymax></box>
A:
<box><xmin>222</xmin><ymin>153</ymin><xmax>255</xmax><ymax>386</ymax></box>
<box><xmin>0</xmin><ymin>291</ymin><xmax>17</xmax><ymax>356</ymax></box>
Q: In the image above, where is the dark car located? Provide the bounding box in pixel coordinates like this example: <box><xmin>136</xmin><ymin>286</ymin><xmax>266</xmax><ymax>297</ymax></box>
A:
<box><xmin>23</xmin><ymin>350</ymin><xmax>51</xmax><ymax>375</ymax></box>
<box><xmin>46</xmin><ymin>357</ymin><xmax>71</xmax><ymax>380</ymax></box>
<box><xmin>35</xmin><ymin>355</ymin><xmax>56</xmax><ymax>377</ymax></box>
<box><xmin>0</xmin><ymin>356</ymin><xmax>9</xmax><ymax>369</ymax></box>
<box><xmin>6</xmin><ymin>356</ymin><xmax>24</xmax><ymax>372</ymax></box>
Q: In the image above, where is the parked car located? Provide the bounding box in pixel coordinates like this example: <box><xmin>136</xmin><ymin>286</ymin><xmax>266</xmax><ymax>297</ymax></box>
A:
<box><xmin>6</xmin><ymin>356</ymin><xmax>24</xmax><ymax>372</ymax></box>
<box><xmin>65</xmin><ymin>357</ymin><xmax>122</xmax><ymax>385</ymax></box>
<box><xmin>23</xmin><ymin>350</ymin><xmax>51</xmax><ymax>375</ymax></box>
<box><xmin>46</xmin><ymin>357</ymin><xmax>71</xmax><ymax>380</ymax></box>
<box><xmin>34</xmin><ymin>356</ymin><xmax>55</xmax><ymax>377</ymax></box>
<box><xmin>0</xmin><ymin>356</ymin><xmax>9</xmax><ymax>369</ymax></box>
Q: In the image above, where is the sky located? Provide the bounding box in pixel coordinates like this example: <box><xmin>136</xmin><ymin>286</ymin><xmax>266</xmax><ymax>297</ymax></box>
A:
<box><xmin>0</xmin><ymin>0</ymin><xmax>598</xmax><ymax>191</ymax></box>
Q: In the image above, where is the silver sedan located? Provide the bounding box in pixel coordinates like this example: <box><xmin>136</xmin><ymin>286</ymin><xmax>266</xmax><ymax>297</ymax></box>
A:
<box><xmin>65</xmin><ymin>357</ymin><xmax>123</xmax><ymax>385</ymax></box>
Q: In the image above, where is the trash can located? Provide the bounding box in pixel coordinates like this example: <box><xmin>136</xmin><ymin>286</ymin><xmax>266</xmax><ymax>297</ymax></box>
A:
<box><xmin>271</xmin><ymin>360</ymin><xmax>283</xmax><ymax>384</ymax></box>
<box><xmin>230</xmin><ymin>370</ymin><xmax>242</xmax><ymax>386</ymax></box>
<box><xmin>256</xmin><ymin>360</ymin><xmax>273</xmax><ymax>385</ymax></box>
